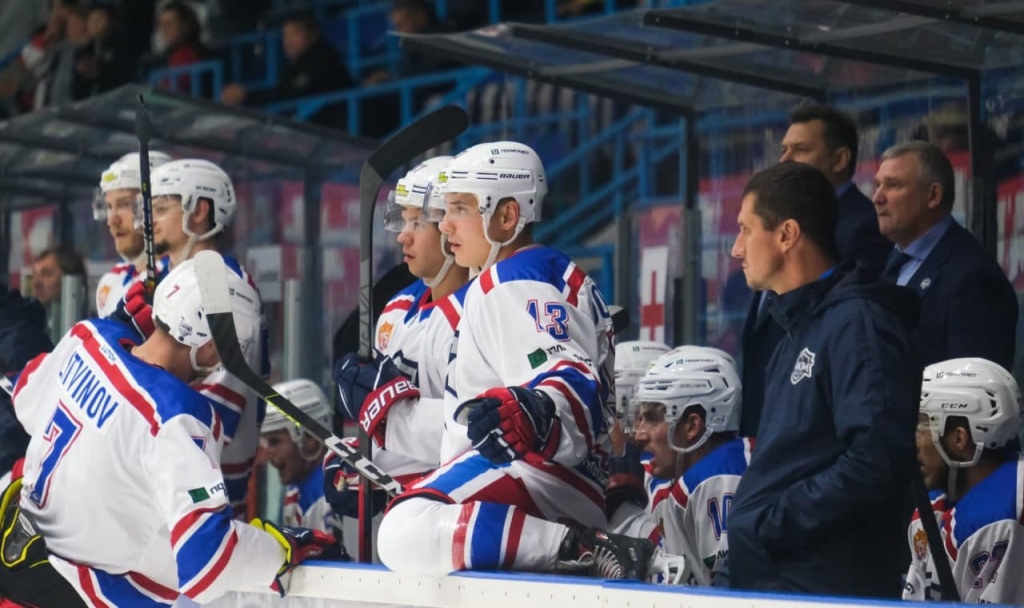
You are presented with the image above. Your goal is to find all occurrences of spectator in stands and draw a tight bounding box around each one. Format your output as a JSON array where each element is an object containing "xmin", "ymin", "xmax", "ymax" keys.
[
  {"xmin": 220, "ymin": 12, "xmax": 353, "ymax": 127},
  {"xmin": 728, "ymin": 162, "xmax": 918, "ymax": 598},
  {"xmin": 30, "ymin": 245, "xmax": 86, "ymax": 309},
  {"xmin": 19, "ymin": 3, "xmax": 96, "ymax": 109},
  {"xmin": 151, "ymin": 0, "xmax": 208, "ymax": 94},
  {"xmin": 739, "ymin": 104, "xmax": 891, "ymax": 438},
  {"xmin": 85, "ymin": 3, "xmax": 136, "ymax": 94},
  {"xmin": 872, "ymin": 141, "xmax": 1018, "ymax": 373}
]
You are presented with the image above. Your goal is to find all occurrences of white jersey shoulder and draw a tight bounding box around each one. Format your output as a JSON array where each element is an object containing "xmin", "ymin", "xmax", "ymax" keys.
[
  {"xmin": 13, "ymin": 319, "xmax": 283, "ymax": 605},
  {"xmin": 443, "ymin": 246, "xmax": 614, "ymax": 466}
]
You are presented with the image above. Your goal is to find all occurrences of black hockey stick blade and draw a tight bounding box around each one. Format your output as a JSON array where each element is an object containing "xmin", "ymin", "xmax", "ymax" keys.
[
  {"xmin": 608, "ymin": 305, "xmax": 630, "ymax": 336},
  {"xmin": 135, "ymin": 94, "xmax": 158, "ymax": 297},
  {"xmin": 910, "ymin": 472, "xmax": 959, "ymax": 599},
  {"xmin": 194, "ymin": 251, "xmax": 402, "ymax": 497},
  {"xmin": 0, "ymin": 358, "xmax": 12, "ymax": 397},
  {"xmin": 358, "ymin": 105, "xmax": 469, "ymax": 360}
]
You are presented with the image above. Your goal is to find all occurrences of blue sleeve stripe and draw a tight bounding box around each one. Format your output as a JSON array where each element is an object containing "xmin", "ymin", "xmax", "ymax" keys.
[
  {"xmin": 176, "ymin": 511, "xmax": 233, "ymax": 586},
  {"xmin": 469, "ymin": 502, "xmax": 509, "ymax": 570}
]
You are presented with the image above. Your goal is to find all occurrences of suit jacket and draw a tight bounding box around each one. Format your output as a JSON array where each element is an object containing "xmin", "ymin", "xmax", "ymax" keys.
[
  {"xmin": 738, "ymin": 184, "xmax": 891, "ymax": 437},
  {"xmin": 895, "ymin": 220, "xmax": 1018, "ymax": 373}
]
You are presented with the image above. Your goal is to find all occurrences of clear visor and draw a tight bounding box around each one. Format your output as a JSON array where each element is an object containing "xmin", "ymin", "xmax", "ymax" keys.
[
  {"xmin": 383, "ymin": 190, "xmax": 405, "ymax": 232},
  {"xmin": 421, "ymin": 181, "xmax": 446, "ymax": 223},
  {"xmin": 134, "ymin": 193, "xmax": 182, "ymax": 231},
  {"xmin": 92, "ymin": 188, "xmax": 107, "ymax": 221},
  {"xmin": 618, "ymin": 382, "xmax": 646, "ymax": 436}
]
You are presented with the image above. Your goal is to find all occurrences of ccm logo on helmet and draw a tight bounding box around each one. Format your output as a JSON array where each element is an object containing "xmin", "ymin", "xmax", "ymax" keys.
[
  {"xmin": 360, "ymin": 379, "xmax": 416, "ymax": 431},
  {"xmin": 938, "ymin": 402, "xmax": 969, "ymax": 409}
]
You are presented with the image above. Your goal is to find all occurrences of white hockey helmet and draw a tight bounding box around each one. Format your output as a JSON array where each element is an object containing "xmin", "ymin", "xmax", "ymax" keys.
[
  {"xmin": 614, "ymin": 341, "xmax": 672, "ymax": 434},
  {"xmin": 262, "ymin": 378, "xmax": 332, "ymax": 444},
  {"xmin": 152, "ymin": 257, "xmax": 261, "ymax": 376},
  {"xmin": 93, "ymin": 151, "xmax": 173, "ymax": 220},
  {"xmin": 920, "ymin": 357, "xmax": 1022, "ymax": 470},
  {"xmin": 384, "ymin": 155, "xmax": 452, "ymax": 231},
  {"xmin": 635, "ymin": 346, "xmax": 742, "ymax": 454},
  {"xmin": 437, "ymin": 141, "xmax": 547, "ymax": 270},
  {"xmin": 145, "ymin": 159, "xmax": 236, "ymax": 241}
]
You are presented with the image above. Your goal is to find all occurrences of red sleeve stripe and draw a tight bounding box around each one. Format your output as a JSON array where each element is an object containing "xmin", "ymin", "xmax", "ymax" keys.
[
  {"xmin": 451, "ymin": 503, "xmax": 474, "ymax": 571},
  {"xmin": 538, "ymin": 377, "xmax": 594, "ymax": 451},
  {"xmin": 76, "ymin": 566, "xmax": 114, "ymax": 608},
  {"xmin": 549, "ymin": 358, "xmax": 598, "ymax": 380},
  {"xmin": 196, "ymin": 383, "xmax": 246, "ymax": 412},
  {"xmin": 382, "ymin": 298, "xmax": 414, "ymax": 314},
  {"xmin": 127, "ymin": 571, "xmax": 179, "ymax": 602},
  {"xmin": 182, "ymin": 529, "xmax": 239, "ymax": 599},
  {"xmin": 435, "ymin": 297, "xmax": 462, "ymax": 331},
  {"xmin": 11, "ymin": 352, "xmax": 47, "ymax": 402},
  {"xmin": 563, "ymin": 264, "xmax": 587, "ymax": 307},
  {"xmin": 501, "ymin": 508, "xmax": 527, "ymax": 569},
  {"xmin": 479, "ymin": 267, "xmax": 497, "ymax": 294},
  {"xmin": 72, "ymin": 324, "xmax": 161, "ymax": 436},
  {"xmin": 171, "ymin": 506, "xmax": 227, "ymax": 547}
]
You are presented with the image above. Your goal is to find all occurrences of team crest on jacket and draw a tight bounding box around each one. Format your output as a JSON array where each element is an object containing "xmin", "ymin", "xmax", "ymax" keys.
[
  {"xmin": 790, "ymin": 348, "xmax": 816, "ymax": 385},
  {"xmin": 913, "ymin": 528, "xmax": 928, "ymax": 561},
  {"xmin": 378, "ymin": 321, "xmax": 394, "ymax": 350}
]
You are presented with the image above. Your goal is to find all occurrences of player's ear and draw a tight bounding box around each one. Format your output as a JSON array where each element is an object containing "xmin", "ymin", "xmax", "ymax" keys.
[{"xmin": 494, "ymin": 197, "xmax": 521, "ymax": 230}]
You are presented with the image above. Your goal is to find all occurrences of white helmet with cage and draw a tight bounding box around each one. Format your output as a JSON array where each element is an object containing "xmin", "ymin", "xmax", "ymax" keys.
[
  {"xmin": 146, "ymin": 159, "xmax": 236, "ymax": 241},
  {"xmin": 920, "ymin": 357, "xmax": 1022, "ymax": 471},
  {"xmin": 384, "ymin": 155, "xmax": 452, "ymax": 231},
  {"xmin": 614, "ymin": 341, "xmax": 672, "ymax": 434},
  {"xmin": 435, "ymin": 141, "xmax": 547, "ymax": 270},
  {"xmin": 93, "ymin": 151, "xmax": 173, "ymax": 220},
  {"xmin": 262, "ymin": 379, "xmax": 333, "ymax": 444},
  {"xmin": 152, "ymin": 257, "xmax": 261, "ymax": 376},
  {"xmin": 635, "ymin": 345, "xmax": 742, "ymax": 454}
]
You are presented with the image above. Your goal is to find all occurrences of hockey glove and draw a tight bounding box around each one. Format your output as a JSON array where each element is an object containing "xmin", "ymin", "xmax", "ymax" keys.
[
  {"xmin": 251, "ymin": 518, "xmax": 342, "ymax": 596},
  {"xmin": 334, "ymin": 354, "xmax": 419, "ymax": 448},
  {"xmin": 122, "ymin": 280, "xmax": 155, "ymax": 339},
  {"xmin": 459, "ymin": 386, "xmax": 560, "ymax": 465},
  {"xmin": 322, "ymin": 447, "xmax": 388, "ymax": 519}
]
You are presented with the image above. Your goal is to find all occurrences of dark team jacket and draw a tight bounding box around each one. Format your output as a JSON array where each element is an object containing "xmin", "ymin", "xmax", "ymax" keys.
[{"xmin": 728, "ymin": 261, "xmax": 919, "ymax": 598}]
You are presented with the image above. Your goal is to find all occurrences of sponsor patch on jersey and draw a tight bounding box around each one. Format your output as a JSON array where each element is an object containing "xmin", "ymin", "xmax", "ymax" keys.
[
  {"xmin": 913, "ymin": 527, "xmax": 928, "ymax": 561},
  {"xmin": 378, "ymin": 321, "xmax": 394, "ymax": 350},
  {"xmin": 790, "ymin": 348, "xmax": 816, "ymax": 385},
  {"xmin": 527, "ymin": 348, "xmax": 548, "ymax": 369},
  {"xmin": 188, "ymin": 487, "xmax": 210, "ymax": 503}
]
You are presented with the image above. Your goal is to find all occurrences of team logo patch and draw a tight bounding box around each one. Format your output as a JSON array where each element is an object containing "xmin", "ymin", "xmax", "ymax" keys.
[
  {"xmin": 913, "ymin": 528, "xmax": 928, "ymax": 561},
  {"xmin": 527, "ymin": 348, "xmax": 548, "ymax": 369},
  {"xmin": 378, "ymin": 321, "xmax": 394, "ymax": 350},
  {"xmin": 97, "ymin": 284, "xmax": 111, "ymax": 309},
  {"xmin": 188, "ymin": 487, "xmax": 210, "ymax": 503},
  {"xmin": 790, "ymin": 348, "xmax": 816, "ymax": 385}
]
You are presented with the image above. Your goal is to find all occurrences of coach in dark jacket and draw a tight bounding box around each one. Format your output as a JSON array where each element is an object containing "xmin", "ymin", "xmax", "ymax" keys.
[
  {"xmin": 728, "ymin": 163, "xmax": 918, "ymax": 598},
  {"xmin": 873, "ymin": 140, "xmax": 1018, "ymax": 372},
  {"xmin": 740, "ymin": 105, "xmax": 891, "ymax": 437},
  {"xmin": 0, "ymin": 284, "xmax": 53, "ymax": 475}
]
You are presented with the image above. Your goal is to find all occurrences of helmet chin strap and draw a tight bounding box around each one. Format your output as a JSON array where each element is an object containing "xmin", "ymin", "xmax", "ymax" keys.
[
  {"xmin": 189, "ymin": 341, "xmax": 219, "ymax": 378},
  {"xmin": 934, "ymin": 434, "xmax": 984, "ymax": 503},
  {"xmin": 425, "ymin": 234, "xmax": 456, "ymax": 289},
  {"xmin": 478, "ymin": 213, "xmax": 526, "ymax": 273},
  {"xmin": 668, "ymin": 420, "xmax": 713, "ymax": 455}
]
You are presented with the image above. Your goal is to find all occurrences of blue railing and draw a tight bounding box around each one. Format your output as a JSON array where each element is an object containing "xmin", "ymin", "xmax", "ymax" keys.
[{"xmin": 147, "ymin": 60, "xmax": 224, "ymax": 99}]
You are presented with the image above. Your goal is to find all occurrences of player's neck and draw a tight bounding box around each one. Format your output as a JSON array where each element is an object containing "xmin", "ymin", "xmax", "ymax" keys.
[
  {"xmin": 429, "ymin": 265, "xmax": 470, "ymax": 301},
  {"xmin": 494, "ymin": 233, "xmax": 536, "ymax": 265},
  {"xmin": 960, "ymin": 454, "xmax": 1006, "ymax": 496},
  {"xmin": 131, "ymin": 334, "xmax": 191, "ymax": 383},
  {"xmin": 677, "ymin": 433, "xmax": 734, "ymax": 478}
]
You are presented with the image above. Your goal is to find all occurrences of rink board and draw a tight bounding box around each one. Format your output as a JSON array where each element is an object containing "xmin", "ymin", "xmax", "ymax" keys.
[{"xmin": 199, "ymin": 562, "xmax": 1000, "ymax": 608}]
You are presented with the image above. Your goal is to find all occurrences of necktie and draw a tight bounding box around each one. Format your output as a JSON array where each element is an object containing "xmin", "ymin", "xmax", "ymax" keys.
[{"xmin": 881, "ymin": 249, "xmax": 913, "ymax": 284}]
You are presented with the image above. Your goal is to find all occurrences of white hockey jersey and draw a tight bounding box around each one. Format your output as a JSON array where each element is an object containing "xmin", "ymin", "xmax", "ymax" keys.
[
  {"xmin": 372, "ymin": 279, "xmax": 470, "ymax": 469},
  {"xmin": 12, "ymin": 319, "xmax": 283, "ymax": 606},
  {"xmin": 609, "ymin": 438, "xmax": 753, "ymax": 586},
  {"xmin": 442, "ymin": 246, "xmax": 614, "ymax": 476},
  {"xmin": 902, "ymin": 490, "xmax": 949, "ymax": 601},
  {"xmin": 903, "ymin": 456, "xmax": 1024, "ymax": 605},
  {"xmin": 281, "ymin": 464, "xmax": 337, "ymax": 534}
]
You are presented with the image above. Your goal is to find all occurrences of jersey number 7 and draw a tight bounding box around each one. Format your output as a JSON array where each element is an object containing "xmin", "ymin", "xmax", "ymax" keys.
[{"xmin": 28, "ymin": 402, "xmax": 84, "ymax": 508}]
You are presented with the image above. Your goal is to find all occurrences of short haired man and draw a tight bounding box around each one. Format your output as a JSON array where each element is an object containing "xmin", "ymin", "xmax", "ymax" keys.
[
  {"xmin": 740, "ymin": 105, "xmax": 891, "ymax": 437},
  {"xmin": 728, "ymin": 162, "xmax": 919, "ymax": 598},
  {"xmin": 30, "ymin": 245, "xmax": 85, "ymax": 309},
  {"xmin": 873, "ymin": 140, "xmax": 1018, "ymax": 372}
]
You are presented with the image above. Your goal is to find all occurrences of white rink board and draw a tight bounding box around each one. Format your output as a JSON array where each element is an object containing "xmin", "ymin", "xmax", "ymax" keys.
[{"xmin": 195, "ymin": 562, "xmax": 1002, "ymax": 608}]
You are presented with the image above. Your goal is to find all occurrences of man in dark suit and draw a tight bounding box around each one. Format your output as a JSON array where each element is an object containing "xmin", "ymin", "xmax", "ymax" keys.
[
  {"xmin": 873, "ymin": 140, "xmax": 1018, "ymax": 372},
  {"xmin": 739, "ymin": 105, "xmax": 892, "ymax": 437}
]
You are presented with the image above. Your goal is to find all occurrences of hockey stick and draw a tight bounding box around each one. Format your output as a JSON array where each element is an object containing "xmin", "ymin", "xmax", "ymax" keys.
[
  {"xmin": 0, "ymin": 358, "xmax": 13, "ymax": 397},
  {"xmin": 357, "ymin": 105, "xmax": 469, "ymax": 560},
  {"xmin": 194, "ymin": 251, "xmax": 403, "ymax": 499},
  {"xmin": 608, "ymin": 305, "xmax": 630, "ymax": 336},
  {"xmin": 135, "ymin": 94, "xmax": 158, "ymax": 298},
  {"xmin": 910, "ymin": 472, "xmax": 959, "ymax": 599}
]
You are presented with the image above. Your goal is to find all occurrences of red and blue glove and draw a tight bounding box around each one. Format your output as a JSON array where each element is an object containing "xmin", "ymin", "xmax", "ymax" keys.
[
  {"xmin": 322, "ymin": 447, "xmax": 388, "ymax": 520},
  {"xmin": 334, "ymin": 354, "xmax": 419, "ymax": 448},
  {"xmin": 458, "ymin": 386, "xmax": 561, "ymax": 465},
  {"xmin": 251, "ymin": 518, "xmax": 343, "ymax": 596},
  {"xmin": 121, "ymin": 280, "xmax": 155, "ymax": 339}
]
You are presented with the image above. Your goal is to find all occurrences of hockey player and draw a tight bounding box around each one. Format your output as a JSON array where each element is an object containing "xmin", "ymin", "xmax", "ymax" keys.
[
  {"xmin": 375, "ymin": 141, "xmax": 655, "ymax": 580},
  {"xmin": 261, "ymin": 378, "xmax": 342, "ymax": 541},
  {"xmin": 627, "ymin": 347, "xmax": 749, "ymax": 585},
  {"xmin": 0, "ymin": 258, "xmax": 337, "ymax": 607},
  {"xmin": 610, "ymin": 340, "xmax": 672, "ymax": 453},
  {"xmin": 903, "ymin": 357, "xmax": 1024, "ymax": 604},
  {"xmin": 92, "ymin": 151, "xmax": 172, "ymax": 317},
  {"xmin": 115, "ymin": 158, "xmax": 269, "ymax": 516}
]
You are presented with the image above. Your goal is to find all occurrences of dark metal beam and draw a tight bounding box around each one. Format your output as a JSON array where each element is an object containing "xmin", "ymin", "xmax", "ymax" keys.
[
  {"xmin": 511, "ymin": 24, "xmax": 827, "ymax": 102},
  {"xmin": 839, "ymin": 0, "xmax": 1024, "ymax": 36},
  {"xmin": 644, "ymin": 10, "xmax": 979, "ymax": 80}
]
